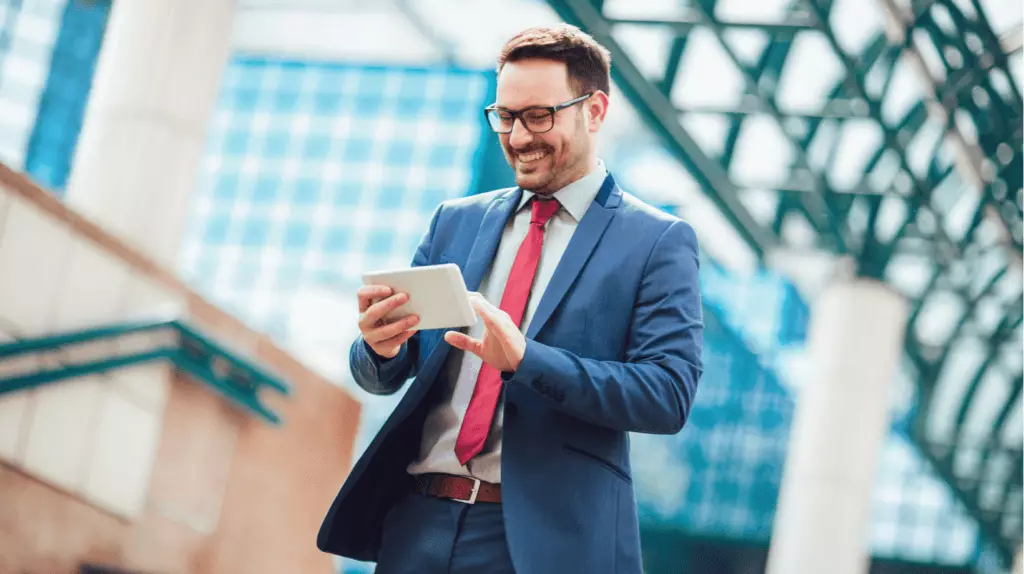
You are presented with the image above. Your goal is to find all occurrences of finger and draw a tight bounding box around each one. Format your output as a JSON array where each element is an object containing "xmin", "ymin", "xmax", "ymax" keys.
[
  {"xmin": 444, "ymin": 331, "xmax": 483, "ymax": 355},
  {"xmin": 357, "ymin": 285, "xmax": 393, "ymax": 312},
  {"xmin": 471, "ymin": 297, "xmax": 505, "ymax": 330},
  {"xmin": 472, "ymin": 293, "xmax": 506, "ymax": 318},
  {"xmin": 365, "ymin": 314, "xmax": 419, "ymax": 344},
  {"xmin": 470, "ymin": 299, "xmax": 522, "ymax": 351},
  {"xmin": 372, "ymin": 328, "xmax": 417, "ymax": 352},
  {"xmin": 360, "ymin": 292, "xmax": 409, "ymax": 327}
]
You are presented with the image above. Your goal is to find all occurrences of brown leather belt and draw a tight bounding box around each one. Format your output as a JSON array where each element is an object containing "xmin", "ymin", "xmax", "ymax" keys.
[{"xmin": 413, "ymin": 473, "xmax": 501, "ymax": 504}]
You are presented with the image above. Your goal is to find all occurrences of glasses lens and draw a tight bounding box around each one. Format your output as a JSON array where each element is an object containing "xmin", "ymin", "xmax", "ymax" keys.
[
  {"xmin": 522, "ymin": 109, "xmax": 553, "ymax": 133},
  {"xmin": 486, "ymin": 109, "xmax": 514, "ymax": 133}
]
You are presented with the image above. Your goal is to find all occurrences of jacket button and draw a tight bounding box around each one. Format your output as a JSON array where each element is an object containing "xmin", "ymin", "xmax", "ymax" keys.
[{"xmin": 505, "ymin": 402, "xmax": 518, "ymax": 418}]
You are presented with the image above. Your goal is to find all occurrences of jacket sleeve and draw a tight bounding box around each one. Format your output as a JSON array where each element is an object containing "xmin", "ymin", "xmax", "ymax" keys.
[
  {"xmin": 348, "ymin": 204, "xmax": 443, "ymax": 395},
  {"xmin": 505, "ymin": 220, "xmax": 703, "ymax": 434}
]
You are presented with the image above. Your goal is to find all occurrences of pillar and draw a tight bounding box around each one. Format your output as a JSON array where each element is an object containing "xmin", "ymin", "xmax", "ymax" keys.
[
  {"xmin": 65, "ymin": 0, "xmax": 237, "ymax": 268},
  {"xmin": 766, "ymin": 278, "xmax": 909, "ymax": 574}
]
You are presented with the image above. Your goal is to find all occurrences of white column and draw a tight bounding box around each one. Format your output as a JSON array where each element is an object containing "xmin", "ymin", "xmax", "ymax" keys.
[
  {"xmin": 766, "ymin": 279, "xmax": 909, "ymax": 574},
  {"xmin": 65, "ymin": 0, "xmax": 237, "ymax": 268}
]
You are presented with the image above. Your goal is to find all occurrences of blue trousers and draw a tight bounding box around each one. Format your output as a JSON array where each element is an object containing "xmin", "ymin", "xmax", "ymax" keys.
[{"xmin": 374, "ymin": 491, "xmax": 516, "ymax": 574}]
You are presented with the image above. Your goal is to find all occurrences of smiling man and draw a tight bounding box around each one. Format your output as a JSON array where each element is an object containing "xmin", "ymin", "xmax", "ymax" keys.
[{"xmin": 317, "ymin": 24, "xmax": 704, "ymax": 574}]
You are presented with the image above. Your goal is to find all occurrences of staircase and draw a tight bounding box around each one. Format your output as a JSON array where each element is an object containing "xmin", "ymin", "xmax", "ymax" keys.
[{"xmin": 0, "ymin": 160, "xmax": 361, "ymax": 574}]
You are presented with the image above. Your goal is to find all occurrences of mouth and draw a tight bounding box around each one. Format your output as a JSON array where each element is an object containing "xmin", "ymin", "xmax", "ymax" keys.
[{"xmin": 516, "ymin": 149, "xmax": 549, "ymax": 164}]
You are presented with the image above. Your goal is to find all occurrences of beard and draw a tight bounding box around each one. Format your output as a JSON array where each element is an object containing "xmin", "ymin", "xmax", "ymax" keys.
[
  {"xmin": 504, "ymin": 115, "xmax": 591, "ymax": 194},
  {"xmin": 505, "ymin": 144, "xmax": 556, "ymax": 194}
]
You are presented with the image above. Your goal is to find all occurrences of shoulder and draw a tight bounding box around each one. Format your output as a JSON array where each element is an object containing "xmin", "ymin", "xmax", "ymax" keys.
[
  {"xmin": 609, "ymin": 188, "xmax": 699, "ymax": 262},
  {"xmin": 618, "ymin": 191, "xmax": 679, "ymax": 224},
  {"xmin": 439, "ymin": 187, "xmax": 517, "ymax": 213},
  {"xmin": 423, "ymin": 187, "xmax": 517, "ymax": 238},
  {"xmin": 618, "ymin": 189, "xmax": 696, "ymax": 237}
]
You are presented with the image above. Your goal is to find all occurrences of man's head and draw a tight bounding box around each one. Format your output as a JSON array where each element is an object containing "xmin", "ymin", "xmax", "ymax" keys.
[{"xmin": 488, "ymin": 24, "xmax": 611, "ymax": 195}]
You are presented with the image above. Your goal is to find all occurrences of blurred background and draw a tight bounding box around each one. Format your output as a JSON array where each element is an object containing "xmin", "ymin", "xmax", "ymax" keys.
[{"xmin": 0, "ymin": 0, "xmax": 1020, "ymax": 573}]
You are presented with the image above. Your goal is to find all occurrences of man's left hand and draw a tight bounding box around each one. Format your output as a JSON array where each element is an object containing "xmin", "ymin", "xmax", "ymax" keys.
[{"xmin": 444, "ymin": 293, "xmax": 527, "ymax": 372}]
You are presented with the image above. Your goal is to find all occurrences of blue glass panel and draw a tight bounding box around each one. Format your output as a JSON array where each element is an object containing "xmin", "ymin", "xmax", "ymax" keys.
[{"xmin": 179, "ymin": 61, "xmax": 492, "ymax": 338}]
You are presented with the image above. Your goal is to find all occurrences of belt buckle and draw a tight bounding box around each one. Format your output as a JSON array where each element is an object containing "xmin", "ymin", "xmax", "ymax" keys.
[{"xmin": 456, "ymin": 478, "xmax": 481, "ymax": 504}]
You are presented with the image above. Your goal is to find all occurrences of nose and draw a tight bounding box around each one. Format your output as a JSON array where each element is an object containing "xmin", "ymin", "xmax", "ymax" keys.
[{"xmin": 508, "ymin": 118, "xmax": 533, "ymax": 150}]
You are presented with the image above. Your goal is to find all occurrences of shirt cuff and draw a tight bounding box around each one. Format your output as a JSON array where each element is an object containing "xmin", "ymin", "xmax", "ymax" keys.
[
  {"xmin": 363, "ymin": 338, "xmax": 406, "ymax": 369},
  {"xmin": 502, "ymin": 339, "xmax": 542, "ymax": 384}
]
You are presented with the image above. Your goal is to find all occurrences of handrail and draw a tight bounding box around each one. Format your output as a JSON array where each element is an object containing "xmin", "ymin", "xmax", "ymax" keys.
[
  {"xmin": 0, "ymin": 318, "xmax": 291, "ymax": 425},
  {"xmin": 0, "ymin": 317, "xmax": 177, "ymax": 359}
]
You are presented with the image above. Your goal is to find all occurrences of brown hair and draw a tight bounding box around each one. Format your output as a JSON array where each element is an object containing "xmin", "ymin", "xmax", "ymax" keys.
[{"xmin": 497, "ymin": 24, "xmax": 611, "ymax": 97}]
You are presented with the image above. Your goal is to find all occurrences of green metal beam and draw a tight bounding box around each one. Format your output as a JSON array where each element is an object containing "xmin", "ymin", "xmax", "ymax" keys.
[
  {"xmin": 803, "ymin": 0, "xmax": 966, "ymax": 269},
  {"xmin": 550, "ymin": 0, "xmax": 1023, "ymax": 561},
  {"xmin": 606, "ymin": 14, "xmax": 815, "ymax": 36},
  {"xmin": 691, "ymin": 1, "xmax": 848, "ymax": 251},
  {"xmin": 659, "ymin": 35, "xmax": 688, "ymax": 97},
  {"xmin": 548, "ymin": 0, "xmax": 777, "ymax": 256},
  {"xmin": 868, "ymin": 0, "xmax": 1023, "ymax": 255},
  {"xmin": 966, "ymin": 0, "xmax": 1023, "ymax": 106},
  {"xmin": 866, "ymin": 0, "xmax": 1023, "ymax": 558},
  {"xmin": 912, "ymin": 423, "xmax": 1014, "ymax": 564},
  {"xmin": 682, "ymin": 100, "xmax": 871, "ymax": 119}
]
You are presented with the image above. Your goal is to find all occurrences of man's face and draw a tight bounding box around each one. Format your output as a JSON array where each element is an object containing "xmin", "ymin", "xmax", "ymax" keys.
[{"xmin": 494, "ymin": 59, "xmax": 595, "ymax": 195}]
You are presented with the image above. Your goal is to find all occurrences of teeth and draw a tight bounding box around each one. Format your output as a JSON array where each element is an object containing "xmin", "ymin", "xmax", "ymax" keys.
[{"xmin": 517, "ymin": 150, "xmax": 548, "ymax": 163}]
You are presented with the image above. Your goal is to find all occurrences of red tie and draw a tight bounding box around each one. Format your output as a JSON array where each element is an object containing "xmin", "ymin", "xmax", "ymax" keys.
[{"xmin": 454, "ymin": 197, "xmax": 561, "ymax": 465}]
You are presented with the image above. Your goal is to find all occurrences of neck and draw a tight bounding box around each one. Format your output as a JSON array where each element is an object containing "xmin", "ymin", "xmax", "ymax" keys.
[{"xmin": 568, "ymin": 155, "xmax": 599, "ymax": 185}]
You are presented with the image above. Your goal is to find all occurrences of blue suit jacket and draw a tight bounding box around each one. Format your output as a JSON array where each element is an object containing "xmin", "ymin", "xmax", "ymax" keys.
[{"xmin": 317, "ymin": 173, "xmax": 703, "ymax": 573}]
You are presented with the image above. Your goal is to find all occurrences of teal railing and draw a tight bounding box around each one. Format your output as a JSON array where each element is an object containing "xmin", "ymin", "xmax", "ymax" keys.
[{"xmin": 0, "ymin": 316, "xmax": 290, "ymax": 424}]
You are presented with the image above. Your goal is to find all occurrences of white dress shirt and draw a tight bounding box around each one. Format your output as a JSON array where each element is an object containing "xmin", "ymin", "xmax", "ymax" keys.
[{"xmin": 406, "ymin": 161, "xmax": 608, "ymax": 483}]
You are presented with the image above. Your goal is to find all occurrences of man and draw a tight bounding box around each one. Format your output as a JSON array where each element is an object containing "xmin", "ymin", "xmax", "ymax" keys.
[{"xmin": 317, "ymin": 24, "xmax": 703, "ymax": 574}]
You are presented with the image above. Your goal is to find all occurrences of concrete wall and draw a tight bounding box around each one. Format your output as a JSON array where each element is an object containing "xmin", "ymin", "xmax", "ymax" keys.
[{"xmin": 0, "ymin": 163, "xmax": 361, "ymax": 573}]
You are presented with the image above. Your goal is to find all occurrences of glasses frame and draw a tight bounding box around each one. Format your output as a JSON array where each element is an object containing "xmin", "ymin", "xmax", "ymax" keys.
[{"xmin": 483, "ymin": 93, "xmax": 593, "ymax": 134}]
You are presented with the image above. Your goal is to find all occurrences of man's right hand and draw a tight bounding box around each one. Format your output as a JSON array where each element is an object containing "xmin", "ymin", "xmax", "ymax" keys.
[{"xmin": 357, "ymin": 285, "xmax": 420, "ymax": 359}]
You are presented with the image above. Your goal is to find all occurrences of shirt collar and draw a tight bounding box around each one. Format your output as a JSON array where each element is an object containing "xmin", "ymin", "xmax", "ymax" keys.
[{"xmin": 517, "ymin": 159, "xmax": 607, "ymax": 222}]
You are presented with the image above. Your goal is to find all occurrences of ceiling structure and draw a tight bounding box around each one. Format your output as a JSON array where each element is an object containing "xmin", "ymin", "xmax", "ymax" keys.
[
  {"xmin": 230, "ymin": 0, "xmax": 1023, "ymax": 563},
  {"xmin": 543, "ymin": 0, "xmax": 1022, "ymax": 565},
  {"xmin": 2, "ymin": 0, "xmax": 1019, "ymax": 568}
]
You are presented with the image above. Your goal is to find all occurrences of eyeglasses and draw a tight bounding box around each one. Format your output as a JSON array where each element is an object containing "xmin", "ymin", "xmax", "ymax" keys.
[{"xmin": 483, "ymin": 93, "xmax": 593, "ymax": 134}]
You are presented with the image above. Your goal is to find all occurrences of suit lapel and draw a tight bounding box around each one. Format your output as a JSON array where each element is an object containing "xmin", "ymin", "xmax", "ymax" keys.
[
  {"xmin": 415, "ymin": 188, "xmax": 520, "ymax": 388},
  {"xmin": 462, "ymin": 188, "xmax": 521, "ymax": 292},
  {"xmin": 526, "ymin": 174, "xmax": 621, "ymax": 340}
]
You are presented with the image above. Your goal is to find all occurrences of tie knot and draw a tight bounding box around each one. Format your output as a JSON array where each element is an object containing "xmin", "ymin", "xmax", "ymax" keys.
[{"xmin": 531, "ymin": 198, "xmax": 560, "ymax": 226}]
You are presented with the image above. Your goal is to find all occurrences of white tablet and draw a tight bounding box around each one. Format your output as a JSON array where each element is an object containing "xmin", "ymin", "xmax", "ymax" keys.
[{"xmin": 362, "ymin": 263, "xmax": 477, "ymax": 331}]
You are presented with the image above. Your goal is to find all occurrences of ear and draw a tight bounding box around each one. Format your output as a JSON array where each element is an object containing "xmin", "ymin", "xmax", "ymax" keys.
[{"xmin": 585, "ymin": 91, "xmax": 609, "ymax": 132}]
